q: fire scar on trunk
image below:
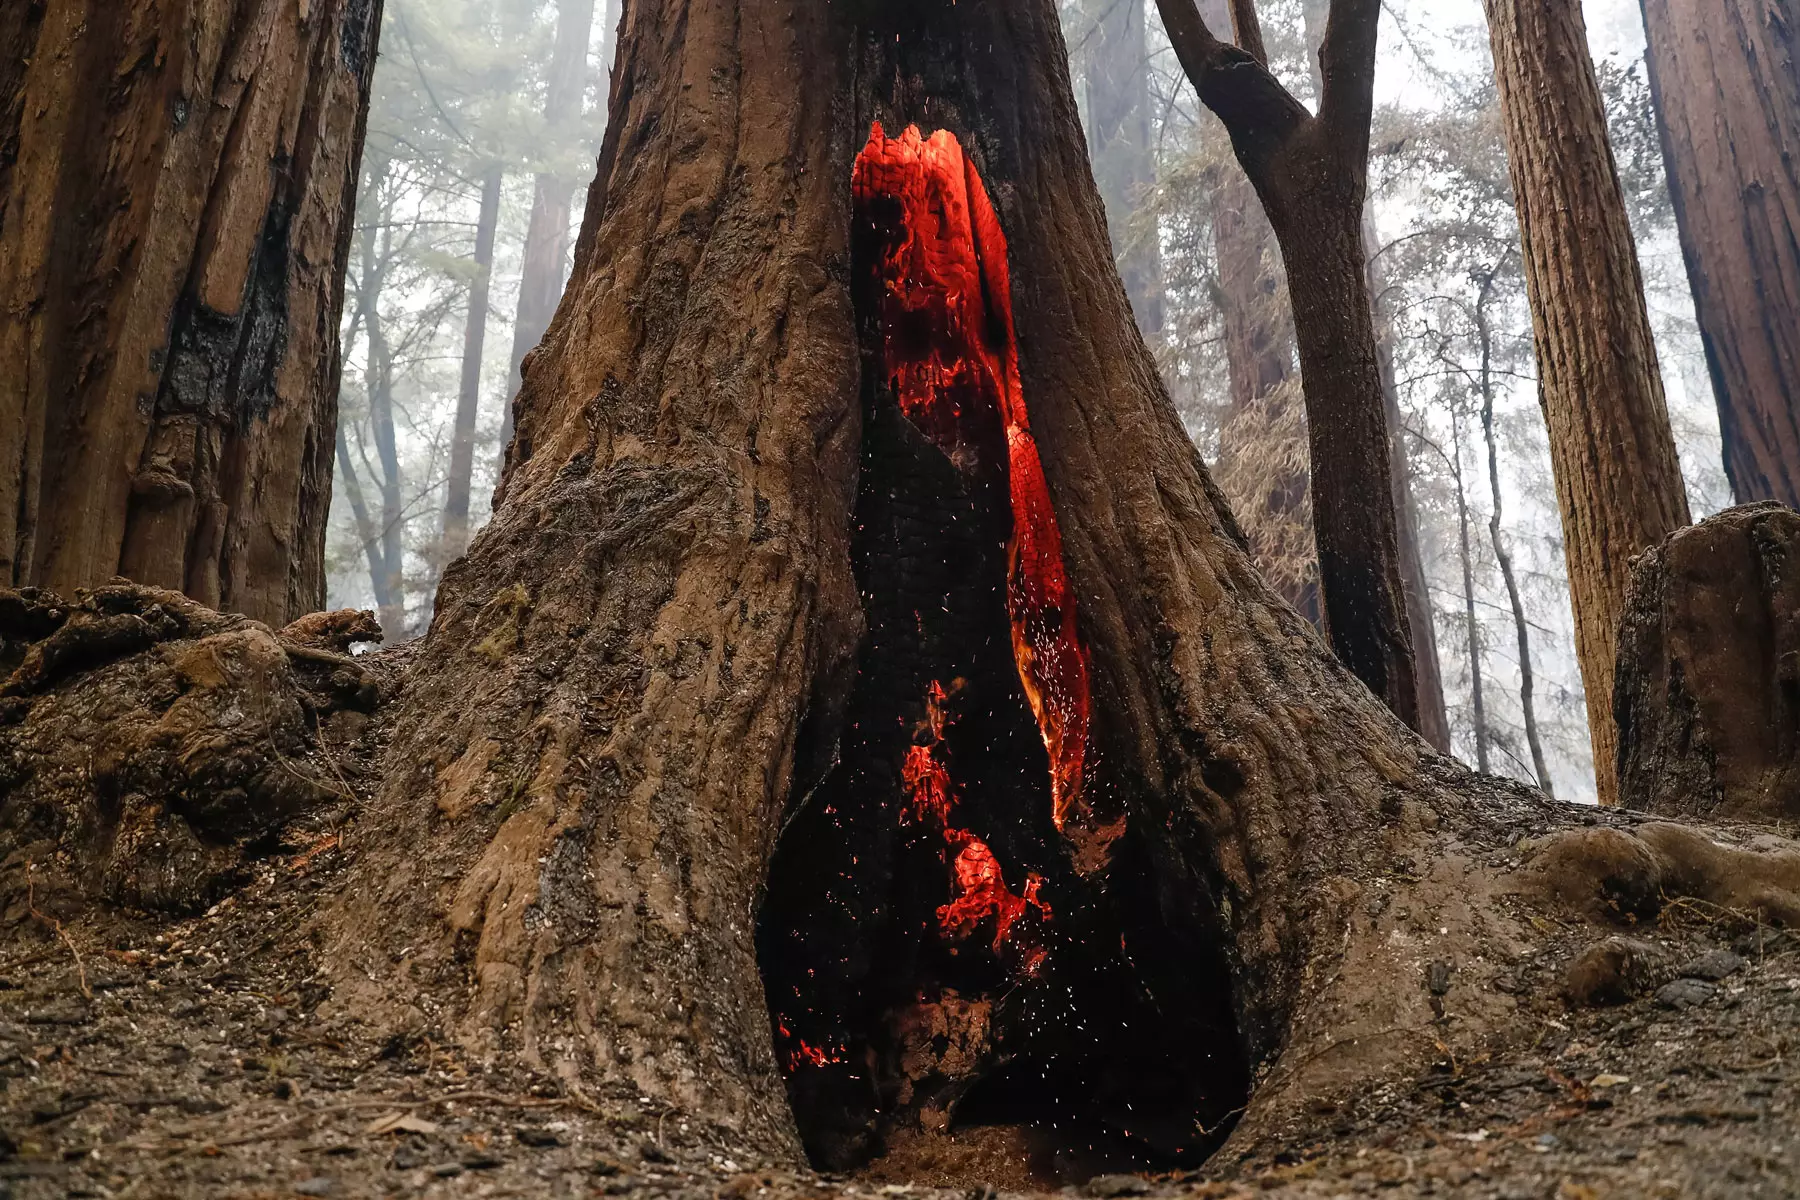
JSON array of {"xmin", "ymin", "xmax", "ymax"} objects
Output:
[{"xmin": 756, "ymin": 127, "xmax": 1246, "ymax": 1183}]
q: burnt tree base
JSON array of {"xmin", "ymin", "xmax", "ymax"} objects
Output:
[{"xmin": 758, "ymin": 126, "xmax": 1243, "ymax": 1178}]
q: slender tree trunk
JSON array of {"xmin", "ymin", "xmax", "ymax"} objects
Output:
[
  {"xmin": 1450, "ymin": 415, "xmax": 1490, "ymax": 773},
  {"xmin": 443, "ymin": 168, "xmax": 505, "ymax": 563},
  {"xmin": 500, "ymin": 0, "xmax": 601, "ymax": 466},
  {"xmin": 1370, "ymin": 223, "xmax": 1452, "ymax": 754},
  {"xmin": 336, "ymin": 418, "xmax": 387, "ymax": 613},
  {"xmin": 1158, "ymin": 0, "xmax": 1420, "ymax": 733},
  {"xmin": 1081, "ymin": 0, "xmax": 1164, "ymax": 333},
  {"xmin": 1300, "ymin": 0, "xmax": 1452, "ymax": 751},
  {"xmin": 1482, "ymin": 0, "xmax": 1692, "ymax": 804},
  {"xmin": 1639, "ymin": 0, "xmax": 1800, "ymax": 509},
  {"xmin": 354, "ymin": 212, "xmax": 407, "ymax": 639},
  {"xmin": 0, "ymin": 0, "xmax": 383, "ymax": 626},
  {"xmin": 1474, "ymin": 276, "xmax": 1552, "ymax": 794}
]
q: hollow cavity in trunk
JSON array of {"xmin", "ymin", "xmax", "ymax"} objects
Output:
[{"xmin": 756, "ymin": 126, "xmax": 1245, "ymax": 1184}]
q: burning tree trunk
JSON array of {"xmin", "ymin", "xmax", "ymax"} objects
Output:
[
  {"xmin": 288, "ymin": 0, "xmax": 1800, "ymax": 1178},
  {"xmin": 1640, "ymin": 0, "xmax": 1800, "ymax": 509},
  {"xmin": 1482, "ymin": 0, "xmax": 1692, "ymax": 804},
  {"xmin": 0, "ymin": 0, "xmax": 383, "ymax": 626}
]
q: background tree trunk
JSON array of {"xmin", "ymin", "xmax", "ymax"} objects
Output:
[
  {"xmin": 1302, "ymin": 0, "xmax": 1452, "ymax": 750},
  {"xmin": 443, "ymin": 167, "xmax": 505, "ymax": 563},
  {"xmin": 1158, "ymin": 0, "xmax": 1421, "ymax": 733},
  {"xmin": 1639, "ymin": 0, "xmax": 1800, "ymax": 509},
  {"xmin": 349, "ymin": 193, "xmax": 409, "ymax": 638},
  {"xmin": 1475, "ymin": 274, "xmax": 1552, "ymax": 793},
  {"xmin": 1482, "ymin": 0, "xmax": 1692, "ymax": 804},
  {"xmin": 1081, "ymin": 0, "xmax": 1165, "ymax": 334},
  {"xmin": 1450, "ymin": 414, "xmax": 1491, "ymax": 772},
  {"xmin": 500, "ymin": 0, "xmax": 602, "ymax": 465},
  {"xmin": 1371, "ymin": 226, "xmax": 1453, "ymax": 754},
  {"xmin": 0, "ymin": 0, "xmax": 383, "ymax": 626}
]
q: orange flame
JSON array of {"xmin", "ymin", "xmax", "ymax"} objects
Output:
[
  {"xmin": 901, "ymin": 680, "xmax": 957, "ymax": 826},
  {"xmin": 852, "ymin": 123, "xmax": 1094, "ymax": 834},
  {"xmin": 938, "ymin": 830, "xmax": 1052, "ymax": 956},
  {"xmin": 776, "ymin": 1017, "xmax": 845, "ymax": 1072}
]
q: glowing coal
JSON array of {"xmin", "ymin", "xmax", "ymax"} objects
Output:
[{"xmin": 851, "ymin": 123, "xmax": 1095, "ymax": 837}]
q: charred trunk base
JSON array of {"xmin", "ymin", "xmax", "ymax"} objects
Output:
[{"xmin": 756, "ymin": 125, "xmax": 1246, "ymax": 1184}]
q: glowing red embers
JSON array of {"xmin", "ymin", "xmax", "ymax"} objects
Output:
[
  {"xmin": 900, "ymin": 679, "xmax": 957, "ymax": 827},
  {"xmin": 852, "ymin": 123, "xmax": 1095, "ymax": 838},
  {"xmin": 776, "ymin": 1017, "xmax": 845, "ymax": 1072},
  {"xmin": 899, "ymin": 679, "xmax": 1051, "ymax": 974}
]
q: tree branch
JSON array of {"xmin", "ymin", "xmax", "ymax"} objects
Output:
[
  {"xmin": 1316, "ymin": 0, "xmax": 1381, "ymax": 151},
  {"xmin": 1154, "ymin": 0, "xmax": 1311, "ymax": 176},
  {"xmin": 1226, "ymin": 0, "xmax": 1269, "ymax": 65}
]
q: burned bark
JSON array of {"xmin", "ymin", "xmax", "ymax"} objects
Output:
[
  {"xmin": 1482, "ymin": 0, "xmax": 1692, "ymax": 805},
  {"xmin": 0, "ymin": 0, "xmax": 384, "ymax": 627},
  {"xmin": 1615, "ymin": 502, "xmax": 1800, "ymax": 821},
  {"xmin": 1640, "ymin": 0, "xmax": 1800, "ymax": 509}
]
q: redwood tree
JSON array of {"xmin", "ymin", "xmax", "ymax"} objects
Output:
[
  {"xmin": 1639, "ymin": 0, "xmax": 1800, "ymax": 509},
  {"xmin": 1482, "ymin": 0, "xmax": 1692, "ymax": 804},
  {"xmin": 301, "ymin": 0, "xmax": 1729, "ymax": 1167},
  {"xmin": 1154, "ymin": 0, "xmax": 1421, "ymax": 733},
  {"xmin": 5, "ymin": 0, "xmax": 1796, "ymax": 1183},
  {"xmin": 0, "ymin": 0, "xmax": 383, "ymax": 626}
]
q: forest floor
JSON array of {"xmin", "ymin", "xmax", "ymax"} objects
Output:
[
  {"xmin": 3, "ymin": 829, "xmax": 1795, "ymax": 1200},
  {"xmin": 0, "ymin": 641, "xmax": 1794, "ymax": 1199}
]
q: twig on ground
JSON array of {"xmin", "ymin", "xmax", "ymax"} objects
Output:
[{"xmin": 25, "ymin": 866, "xmax": 91, "ymax": 1000}]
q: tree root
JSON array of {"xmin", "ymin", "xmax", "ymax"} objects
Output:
[{"xmin": 0, "ymin": 583, "xmax": 390, "ymax": 920}]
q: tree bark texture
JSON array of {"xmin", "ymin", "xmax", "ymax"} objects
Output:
[
  {"xmin": 501, "ymin": 0, "xmax": 601, "ymax": 462},
  {"xmin": 287, "ymin": 0, "xmax": 1800, "ymax": 1178},
  {"xmin": 443, "ymin": 167, "xmax": 505, "ymax": 562},
  {"xmin": 1482, "ymin": 0, "xmax": 1693, "ymax": 804},
  {"xmin": 0, "ymin": 0, "xmax": 383, "ymax": 626},
  {"xmin": 1080, "ymin": 0, "xmax": 1164, "ymax": 334},
  {"xmin": 1615, "ymin": 502, "xmax": 1800, "ymax": 820},
  {"xmin": 1640, "ymin": 0, "xmax": 1800, "ymax": 509},
  {"xmin": 1157, "ymin": 0, "xmax": 1420, "ymax": 734},
  {"xmin": 315, "ymin": 0, "xmax": 1538, "ymax": 1159}
]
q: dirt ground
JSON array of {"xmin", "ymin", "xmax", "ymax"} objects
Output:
[{"xmin": 1, "ymin": 796, "xmax": 1796, "ymax": 1200}]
